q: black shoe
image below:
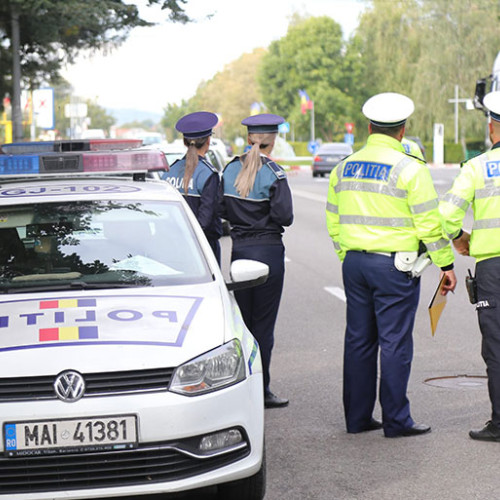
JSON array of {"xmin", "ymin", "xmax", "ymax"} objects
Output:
[
  {"xmin": 400, "ymin": 423, "xmax": 431, "ymax": 436},
  {"xmin": 264, "ymin": 391, "xmax": 289, "ymax": 408},
  {"xmin": 469, "ymin": 421, "xmax": 500, "ymax": 442},
  {"xmin": 363, "ymin": 418, "xmax": 383, "ymax": 431}
]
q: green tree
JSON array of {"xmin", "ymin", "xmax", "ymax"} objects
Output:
[
  {"xmin": 1, "ymin": 0, "xmax": 191, "ymax": 138},
  {"xmin": 190, "ymin": 48, "xmax": 266, "ymax": 141},
  {"xmin": 161, "ymin": 100, "xmax": 192, "ymax": 142},
  {"xmin": 86, "ymin": 100, "xmax": 115, "ymax": 133},
  {"xmin": 353, "ymin": 0, "xmax": 500, "ymax": 143},
  {"xmin": 258, "ymin": 15, "xmax": 361, "ymax": 142}
]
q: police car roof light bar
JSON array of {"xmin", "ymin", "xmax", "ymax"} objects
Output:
[
  {"xmin": 0, "ymin": 149, "xmax": 168, "ymax": 177},
  {"xmin": 1, "ymin": 139, "xmax": 144, "ymax": 155}
]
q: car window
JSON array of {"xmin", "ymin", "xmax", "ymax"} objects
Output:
[
  {"xmin": 318, "ymin": 143, "xmax": 353, "ymax": 155},
  {"xmin": 0, "ymin": 200, "xmax": 211, "ymax": 292}
]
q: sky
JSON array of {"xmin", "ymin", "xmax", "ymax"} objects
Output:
[{"xmin": 61, "ymin": 0, "xmax": 366, "ymax": 115}]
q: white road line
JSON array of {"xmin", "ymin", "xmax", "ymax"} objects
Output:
[
  {"xmin": 291, "ymin": 189, "xmax": 326, "ymax": 203},
  {"xmin": 324, "ymin": 286, "xmax": 346, "ymax": 302}
]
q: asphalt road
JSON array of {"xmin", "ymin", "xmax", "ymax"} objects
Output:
[{"xmin": 129, "ymin": 166, "xmax": 498, "ymax": 500}]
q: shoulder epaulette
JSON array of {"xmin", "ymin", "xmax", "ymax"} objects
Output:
[
  {"xmin": 200, "ymin": 157, "xmax": 219, "ymax": 174},
  {"xmin": 263, "ymin": 160, "xmax": 286, "ymax": 180}
]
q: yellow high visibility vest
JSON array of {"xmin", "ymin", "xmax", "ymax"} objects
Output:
[
  {"xmin": 326, "ymin": 133, "xmax": 453, "ymax": 268},
  {"xmin": 440, "ymin": 146, "xmax": 500, "ymax": 262}
]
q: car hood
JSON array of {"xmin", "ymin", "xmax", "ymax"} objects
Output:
[{"xmin": 0, "ymin": 283, "xmax": 227, "ymax": 377}]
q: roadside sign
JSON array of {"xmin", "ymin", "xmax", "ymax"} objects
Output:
[
  {"xmin": 307, "ymin": 140, "xmax": 319, "ymax": 154},
  {"xmin": 33, "ymin": 88, "xmax": 55, "ymax": 129},
  {"xmin": 278, "ymin": 121, "xmax": 290, "ymax": 133},
  {"xmin": 344, "ymin": 133, "xmax": 354, "ymax": 145},
  {"xmin": 345, "ymin": 122, "xmax": 354, "ymax": 133}
]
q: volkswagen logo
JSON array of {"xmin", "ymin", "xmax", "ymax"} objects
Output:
[{"xmin": 54, "ymin": 370, "xmax": 86, "ymax": 402}]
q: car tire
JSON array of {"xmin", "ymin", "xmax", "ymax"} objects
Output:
[
  {"xmin": 216, "ymin": 449, "xmax": 266, "ymax": 500},
  {"xmin": 312, "ymin": 172, "xmax": 317, "ymax": 178}
]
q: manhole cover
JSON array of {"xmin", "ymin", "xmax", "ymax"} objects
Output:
[{"xmin": 424, "ymin": 375, "xmax": 487, "ymax": 389}]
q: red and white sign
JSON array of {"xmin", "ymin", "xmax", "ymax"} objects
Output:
[{"xmin": 345, "ymin": 122, "xmax": 354, "ymax": 133}]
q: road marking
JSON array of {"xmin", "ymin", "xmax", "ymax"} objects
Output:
[
  {"xmin": 325, "ymin": 286, "xmax": 346, "ymax": 302},
  {"xmin": 291, "ymin": 189, "xmax": 326, "ymax": 203}
]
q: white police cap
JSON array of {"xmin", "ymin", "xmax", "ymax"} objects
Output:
[
  {"xmin": 362, "ymin": 92, "xmax": 415, "ymax": 127},
  {"xmin": 483, "ymin": 91, "xmax": 500, "ymax": 122}
]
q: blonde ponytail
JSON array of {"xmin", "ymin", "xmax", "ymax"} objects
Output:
[
  {"xmin": 235, "ymin": 132, "xmax": 276, "ymax": 198},
  {"xmin": 182, "ymin": 136, "xmax": 209, "ymax": 194}
]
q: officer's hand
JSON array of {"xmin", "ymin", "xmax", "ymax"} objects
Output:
[
  {"xmin": 452, "ymin": 231, "xmax": 470, "ymax": 256},
  {"xmin": 440, "ymin": 269, "xmax": 457, "ymax": 295}
]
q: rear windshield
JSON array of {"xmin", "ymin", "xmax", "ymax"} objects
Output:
[
  {"xmin": 318, "ymin": 144, "xmax": 352, "ymax": 155},
  {"xmin": 0, "ymin": 200, "xmax": 211, "ymax": 293}
]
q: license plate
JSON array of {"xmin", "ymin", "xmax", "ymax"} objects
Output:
[{"xmin": 4, "ymin": 415, "xmax": 137, "ymax": 457}]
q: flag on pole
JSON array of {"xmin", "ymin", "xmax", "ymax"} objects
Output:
[{"xmin": 298, "ymin": 90, "xmax": 313, "ymax": 114}]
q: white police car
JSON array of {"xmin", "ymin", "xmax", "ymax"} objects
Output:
[{"xmin": 0, "ymin": 139, "xmax": 267, "ymax": 499}]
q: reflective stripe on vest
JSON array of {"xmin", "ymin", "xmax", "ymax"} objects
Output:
[
  {"xmin": 409, "ymin": 198, "xmax": 438, "ymax": 214},
  {"xmin": 425, "ymin": 238, "xmax": 450, "ymax": 252},
  {"xmin": 326, "ymin": 201, "xmax": 338, "ymax": 213},
  {"xmin": 442, "ymin": 192, "xmax": 470, "ymax": 211},
  {"xmin": 339, "ymin": 214, "xmax": 415, "ymax": 228},
  {"xmin": 473, "ymin": 218, "xmax": 500, "ymax": 230}
]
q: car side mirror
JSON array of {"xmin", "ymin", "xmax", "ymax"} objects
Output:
[{"xmin": 226, "ymin": 259, "xmax": 269, "ymax": 291}]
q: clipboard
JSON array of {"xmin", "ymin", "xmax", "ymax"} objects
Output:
[{"xmin": 428, "ymin": 274, "xmax": 448, "ymax": 336}]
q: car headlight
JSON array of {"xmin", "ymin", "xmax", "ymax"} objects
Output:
[{"xmin": 170, "ymin": 339, "xmax": 246, "ymax": 396}]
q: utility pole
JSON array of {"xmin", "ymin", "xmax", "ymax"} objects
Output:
[
  {"xmin": 448, "ymin": 85, "xmax": 473, "ymax": 144},
  {"xmin": 310, "ymin": 101, "xmax": 315, "ymax": 142},
  {"xmin": 11, "ymin": 6, "xmax": 23, "ymax": 141}
]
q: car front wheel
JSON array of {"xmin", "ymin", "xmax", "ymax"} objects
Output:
[{"xmin": 216, "ymin": 450, "xmax": 266, "ymax": 500}]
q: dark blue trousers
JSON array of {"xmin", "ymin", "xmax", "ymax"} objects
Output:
[
  {"xmin": 232, "ymin": 243, "xmax": 285, "ymax": 393},
  {"xmin": 342, "ymin": 251, "xmax": 420, "ymax": 436},
  {"xmin": 476, "ymin": 257, "xmax": 500, "ymax": 427}
]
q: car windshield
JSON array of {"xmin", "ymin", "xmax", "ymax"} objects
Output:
[{"xmin": 0, "ymin": 199, "xmax": 211, "ymax": 292}]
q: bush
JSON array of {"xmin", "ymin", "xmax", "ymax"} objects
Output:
[
  {"xmin": 444, "ymin": 143, "xmax": 464, "ymax": 164},
  {"xmin": 289, "ymin": 141, "xmax": 309, "ymax": 156}
]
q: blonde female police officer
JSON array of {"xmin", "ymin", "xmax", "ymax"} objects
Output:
[
  {"xmin": 163, "ymin": 111, "xmax": 222, "ymax": 263},
  {"xmin": 221, "ymin": 113, "xmax": 294, "ymax": 408}
]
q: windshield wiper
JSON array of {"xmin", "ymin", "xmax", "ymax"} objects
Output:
[{"xmin": 0, "ymin": 280, "xmax": 147, "ymax": 294}]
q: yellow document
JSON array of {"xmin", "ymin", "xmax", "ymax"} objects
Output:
[{"xmin": 428, "ymin": 274, "xmax": 448, "ymax": 336}]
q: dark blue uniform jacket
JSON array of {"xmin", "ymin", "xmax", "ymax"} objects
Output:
[
  {"xmin": 221, "ymin": 156, "xmax": 294, "ymax": 246},
  {"xmin": 163, "ymin": 156, "xmax": 222, "ymax": 240}
]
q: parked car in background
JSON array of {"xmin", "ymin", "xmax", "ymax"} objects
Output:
[{"xmin": 311, "ymin": 142, "xmax": 353, "ymax": 177}]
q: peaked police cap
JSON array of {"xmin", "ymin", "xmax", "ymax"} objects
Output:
[
  {"xmin": 175, "ymin": 112, "xmax": 218, "ymax": 139},
  {"xmin": 362, "ymin": 92, "xmax": 415, "ymax": 127},
  {"xmin": 241, "ymin": 113, "xmax": 285, "ymax": 134},
  {"xmin": 484, "ymin": 91, "xmax": 500, "ymax": 122}
]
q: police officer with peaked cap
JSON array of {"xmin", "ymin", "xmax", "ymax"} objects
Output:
[
  {"xmin": 326, "ymin": 92, "xmax": 457, "ymax": 437},
  {"xmin": 440, "ymin": 90, "xmax": 500, "ymax": 441},
  {"xmin": 162, "ymin": 111, "xmax": 223, "ymax": 263},
  {"xmin": 220, "ymin": 113, "xmax": 294, "ymax": 408}
]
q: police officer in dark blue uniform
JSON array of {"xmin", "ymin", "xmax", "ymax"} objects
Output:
[
  {"xmin": 163, "ymin": 111, "xmax": 222, "ymax": 263},
  {"xmin": 221, "ymin": 113, "xmax": 294, "ymax": 408}
]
